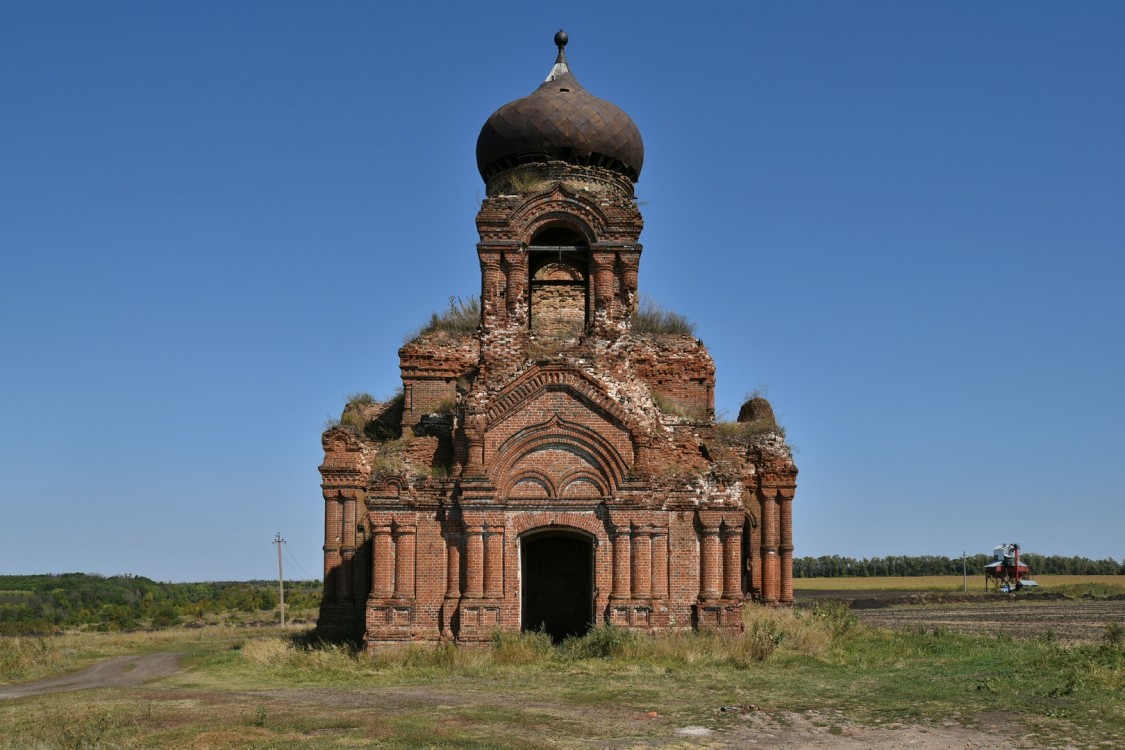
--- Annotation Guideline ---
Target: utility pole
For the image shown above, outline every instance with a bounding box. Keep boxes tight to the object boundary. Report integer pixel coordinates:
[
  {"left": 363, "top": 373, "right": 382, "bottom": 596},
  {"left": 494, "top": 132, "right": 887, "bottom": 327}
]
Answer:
[{"left": 274, "top": 532, "right": 286, "bottom": 627}]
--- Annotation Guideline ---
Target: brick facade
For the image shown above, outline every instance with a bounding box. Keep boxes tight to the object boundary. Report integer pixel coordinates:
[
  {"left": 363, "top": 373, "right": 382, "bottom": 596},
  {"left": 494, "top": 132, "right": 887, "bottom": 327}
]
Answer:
[{"left": 318, "top": 34, "right": 797, "bottom": 646}]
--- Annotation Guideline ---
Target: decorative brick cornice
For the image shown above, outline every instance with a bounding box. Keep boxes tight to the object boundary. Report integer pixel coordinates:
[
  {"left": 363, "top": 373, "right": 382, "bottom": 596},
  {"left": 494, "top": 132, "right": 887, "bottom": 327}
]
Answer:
[
  {"left": 485, "top": 363, "right": 634, "bottom": 429},
  {"left": 477, "top": 183, "right": 643, "bottom": 246}
]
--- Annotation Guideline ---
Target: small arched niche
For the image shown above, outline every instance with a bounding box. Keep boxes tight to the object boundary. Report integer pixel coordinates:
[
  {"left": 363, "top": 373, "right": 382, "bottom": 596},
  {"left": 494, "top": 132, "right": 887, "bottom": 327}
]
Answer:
[{"left": 528, "top": 224, "right": 588, "bottom": 340}]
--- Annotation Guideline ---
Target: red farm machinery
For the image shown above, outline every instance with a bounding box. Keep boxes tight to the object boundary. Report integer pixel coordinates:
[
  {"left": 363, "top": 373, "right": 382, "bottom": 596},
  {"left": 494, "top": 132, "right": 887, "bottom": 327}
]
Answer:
[{"left": 984, "top": 543, "right": 1038, "bottom": 592}]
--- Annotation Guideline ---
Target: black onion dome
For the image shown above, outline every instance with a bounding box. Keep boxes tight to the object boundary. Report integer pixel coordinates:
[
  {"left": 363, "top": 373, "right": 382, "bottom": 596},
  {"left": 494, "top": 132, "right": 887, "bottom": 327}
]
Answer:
[{"left": 476, "top": 31, "right": 644, "bottom": 183}]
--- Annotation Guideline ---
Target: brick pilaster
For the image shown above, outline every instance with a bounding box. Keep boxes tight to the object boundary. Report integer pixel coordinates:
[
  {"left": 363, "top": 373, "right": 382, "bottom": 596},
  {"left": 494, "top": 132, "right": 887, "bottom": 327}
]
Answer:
[
  {"left": 463, "top": 522, "right": 485, "bottom": 599},
  {"left": 445, "top": 532, "right": 462, "bottom": 599},
  {"left": 630, "top": 525, "right": 651, "bottom": 599},
  {"left": 392, "top": 523, "right": 416, "bottom": 599},
  {"left": 611, "top": 525, "right": 631, "bottom": 598},
  {"left": 721, "top": 522, "right": 742, "bottom": 600},
  {"left": 483, "top": 525, "right": 504, "bottom": 598},
  {"left": 371, "top": 522, "right": 394, "bottom": 598},
  {"left": 698, "top": 514, "right": 722, "bottom": 601},
  {"left": 779, "top": 493, "right": 794, "bottom": 604}
]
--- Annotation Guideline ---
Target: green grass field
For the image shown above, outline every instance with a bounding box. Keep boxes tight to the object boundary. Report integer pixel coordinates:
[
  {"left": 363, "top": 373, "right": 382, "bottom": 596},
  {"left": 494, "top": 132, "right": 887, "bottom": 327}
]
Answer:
[{"left": 2, "top": 599, "right": 1123, "bottom": 749}]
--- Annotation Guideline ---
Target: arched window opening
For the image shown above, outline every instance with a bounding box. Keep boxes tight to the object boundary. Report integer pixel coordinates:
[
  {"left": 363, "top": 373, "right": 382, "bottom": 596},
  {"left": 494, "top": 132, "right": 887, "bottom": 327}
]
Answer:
[{"left": 529, "top": 225, "right": 588, "bottom": 340}]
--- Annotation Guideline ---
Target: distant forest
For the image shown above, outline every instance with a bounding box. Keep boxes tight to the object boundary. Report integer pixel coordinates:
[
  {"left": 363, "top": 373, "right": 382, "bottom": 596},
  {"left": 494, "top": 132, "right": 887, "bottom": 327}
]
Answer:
[
  {"left": 0, "top": 573, "right": 320, "bottom": 634},
  {"left": 793, "top": 553, "right": 1124, "bottom": 578}
]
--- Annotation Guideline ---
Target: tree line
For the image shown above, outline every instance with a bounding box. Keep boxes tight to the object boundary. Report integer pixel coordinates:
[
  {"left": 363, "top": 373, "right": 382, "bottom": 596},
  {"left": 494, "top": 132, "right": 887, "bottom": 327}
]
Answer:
[
  {"left": 793, "top": 553, "right": 1124, "bottom": 578},
  {"left": 0, "top": 573, "right": 321, "bottom": 634}
]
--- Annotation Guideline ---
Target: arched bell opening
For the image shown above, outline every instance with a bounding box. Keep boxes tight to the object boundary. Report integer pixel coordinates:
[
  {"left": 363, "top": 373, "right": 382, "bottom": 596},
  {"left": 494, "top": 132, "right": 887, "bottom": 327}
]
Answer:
[
  {"left": 520, "top": 527, "right": 595, "bottom": 642},
  {"left": 528, "top": 224, "right": 589, "bottom": 340}
]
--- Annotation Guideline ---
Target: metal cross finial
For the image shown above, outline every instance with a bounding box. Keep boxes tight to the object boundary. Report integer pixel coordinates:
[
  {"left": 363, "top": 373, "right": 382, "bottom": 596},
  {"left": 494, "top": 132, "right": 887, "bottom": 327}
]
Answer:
[
  {"left": 545, "top": 29, "right": 571, "bottom": 81},
  {"left": 554, "top": 29, "right": 569, "bottom": 65}
]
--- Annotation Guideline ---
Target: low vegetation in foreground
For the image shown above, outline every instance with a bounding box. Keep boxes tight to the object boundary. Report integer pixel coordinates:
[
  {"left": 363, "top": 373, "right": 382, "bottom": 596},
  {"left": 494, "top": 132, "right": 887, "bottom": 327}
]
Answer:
[{"left": 2, "top": 600, "right": 1124, "bottom": 749}]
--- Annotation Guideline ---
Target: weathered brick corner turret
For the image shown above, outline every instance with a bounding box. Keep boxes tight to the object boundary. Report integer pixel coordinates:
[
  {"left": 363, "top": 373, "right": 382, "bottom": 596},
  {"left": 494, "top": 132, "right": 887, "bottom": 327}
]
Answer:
[{"left": 318, "top": 31, "right": 798, "bottom": 645}]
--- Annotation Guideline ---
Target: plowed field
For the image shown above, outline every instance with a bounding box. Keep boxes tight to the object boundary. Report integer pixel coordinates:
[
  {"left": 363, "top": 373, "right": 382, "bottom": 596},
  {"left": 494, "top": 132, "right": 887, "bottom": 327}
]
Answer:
[{"left": 798, "top": 590, "right": 1125, "bottom": 642}]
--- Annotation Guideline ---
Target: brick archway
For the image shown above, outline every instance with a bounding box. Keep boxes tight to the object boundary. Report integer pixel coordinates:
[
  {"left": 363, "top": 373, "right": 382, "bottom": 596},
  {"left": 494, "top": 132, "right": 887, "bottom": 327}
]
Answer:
[{"left": 520, "top": 527, "right": 595, "bottom": 642}]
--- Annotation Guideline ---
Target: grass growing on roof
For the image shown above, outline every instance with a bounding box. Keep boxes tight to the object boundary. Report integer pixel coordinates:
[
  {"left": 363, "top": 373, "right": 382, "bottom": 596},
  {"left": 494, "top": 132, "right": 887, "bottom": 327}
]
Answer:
[
  {"left": 629, "top": 296, "right": 696, "bottom": 336},
  {"left": 404, "top": 295, "right": 480, "bottom": 342}
]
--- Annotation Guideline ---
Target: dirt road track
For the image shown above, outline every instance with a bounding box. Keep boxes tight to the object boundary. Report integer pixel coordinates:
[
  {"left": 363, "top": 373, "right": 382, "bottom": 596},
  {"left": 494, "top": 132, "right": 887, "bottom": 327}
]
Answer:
[
  {"left": 0, "top": 655, "right": 1054, "bottom": 747},
  {"left": 0, "top": 653, "right": 183, "bottom": 700}
]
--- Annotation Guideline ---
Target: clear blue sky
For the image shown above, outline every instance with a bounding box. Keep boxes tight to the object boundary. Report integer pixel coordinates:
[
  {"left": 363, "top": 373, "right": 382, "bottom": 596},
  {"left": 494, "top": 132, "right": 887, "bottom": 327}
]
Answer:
[{"left": 2, "top": 2, "right": 1123, "bottom": 581}]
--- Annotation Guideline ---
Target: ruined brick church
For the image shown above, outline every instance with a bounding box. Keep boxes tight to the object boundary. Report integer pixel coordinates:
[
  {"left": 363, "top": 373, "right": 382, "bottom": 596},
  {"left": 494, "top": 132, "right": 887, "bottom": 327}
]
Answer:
[{"left": 319, "top": 32, "right": 797, "bottom": 646}]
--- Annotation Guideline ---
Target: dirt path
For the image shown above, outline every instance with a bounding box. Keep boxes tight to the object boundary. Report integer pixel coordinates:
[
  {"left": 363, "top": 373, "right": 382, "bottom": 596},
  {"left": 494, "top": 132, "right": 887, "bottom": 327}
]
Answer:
[
  {"left": 0, "top": 653, "right": 183, "bottom": 700},
  {"left": 0, "top": 655, "right": 1061, "bottom": 747},
  {"left": 243, "top": 686, "right": 1045, "bottom": 749}
]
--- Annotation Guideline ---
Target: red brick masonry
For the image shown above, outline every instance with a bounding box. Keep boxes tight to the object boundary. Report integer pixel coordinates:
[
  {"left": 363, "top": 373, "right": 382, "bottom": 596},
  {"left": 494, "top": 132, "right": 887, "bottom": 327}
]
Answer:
[{"left": 318, "top": 160, "right": 797, "bottom": 646}]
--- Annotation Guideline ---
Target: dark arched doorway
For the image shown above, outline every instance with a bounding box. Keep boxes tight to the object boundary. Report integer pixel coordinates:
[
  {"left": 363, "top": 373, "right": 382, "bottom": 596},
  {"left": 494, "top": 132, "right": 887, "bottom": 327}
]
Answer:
[{"left": 520, "top": 530, "right": 593, "bottom": 642}]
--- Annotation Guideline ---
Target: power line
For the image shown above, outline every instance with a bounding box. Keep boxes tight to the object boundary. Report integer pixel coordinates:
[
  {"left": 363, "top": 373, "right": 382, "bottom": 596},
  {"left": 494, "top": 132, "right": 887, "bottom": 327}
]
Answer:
[{"left": 283, "top": 547, "right": 311, "bottom": 579}]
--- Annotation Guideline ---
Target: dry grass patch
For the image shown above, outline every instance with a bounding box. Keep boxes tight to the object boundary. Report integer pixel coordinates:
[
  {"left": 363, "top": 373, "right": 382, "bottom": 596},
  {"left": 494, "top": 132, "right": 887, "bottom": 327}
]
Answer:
[{"left": 1, "top": 626, "right": 248, "bottom": 685}]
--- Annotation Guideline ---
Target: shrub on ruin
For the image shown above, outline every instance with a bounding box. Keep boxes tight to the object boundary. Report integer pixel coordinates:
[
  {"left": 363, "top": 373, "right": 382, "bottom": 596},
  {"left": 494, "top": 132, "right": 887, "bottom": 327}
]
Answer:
[
  {"left": 346, "top": 392, "right": 376, "bottom": 407},
  {"left": 715, "top": 419, "right": 786, "bottom": 444},
  {"left": 630, "top": 297, "right": 696, "bottom": 336},
  {"left": 405, "top": 296, "right": 480, "bottom": 342},
  {"left": 651, "top": 392, "right": 689, "bottom": 418}
]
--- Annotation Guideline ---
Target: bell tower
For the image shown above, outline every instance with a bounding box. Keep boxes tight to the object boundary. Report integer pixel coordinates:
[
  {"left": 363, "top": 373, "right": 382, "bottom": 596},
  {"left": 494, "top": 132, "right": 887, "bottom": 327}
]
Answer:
[{"left": 472, "top": 31, "right": 645, "bottom": 383}]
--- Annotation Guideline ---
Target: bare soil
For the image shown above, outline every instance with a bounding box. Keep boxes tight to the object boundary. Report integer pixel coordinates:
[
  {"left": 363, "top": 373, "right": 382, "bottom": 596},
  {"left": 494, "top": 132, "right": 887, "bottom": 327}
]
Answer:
[
  {"left": 238, "top": 684, "right": 1043, "bottom": 749},
  {"left": 797, "top": 590, "right": 1125, "bottom": 642}
]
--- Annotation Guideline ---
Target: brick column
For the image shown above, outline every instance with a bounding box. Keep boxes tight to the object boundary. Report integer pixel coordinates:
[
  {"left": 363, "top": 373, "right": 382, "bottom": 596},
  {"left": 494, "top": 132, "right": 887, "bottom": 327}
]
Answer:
[
  {"left": 761, "top": 492, "right": 780, "bottom": 604},
  {"left": 619, "top": 252, "right": 639, "bottom": 316},
  {"left": 480, "top": 255, "right": 503, "bottom": 323},
  {"left": 504, "top": 249, "right": 528, "bottom": 320},
  {"left": 779, "top": 493, "right": 794, "bottom": 604},
  {"left": 721, "top": 522, "right": 742, "bottom": 600},
  {"left": 650, "top": 528, "right": 669, "bottom": 600},
  {"left": 392, "top": 524, "right": 415, "bottom": 599},
  {"left": 749, "top": 519, "right": 762, "bottom": 596},
  {"left": 371, "top": 522, "right": 394, "bottom": 598},
  {"left": 611, "top": 525, "right": 631, "bottom": 598},
  {"left": 483, "top": 526, "right": 504, "bottom": 598},
  {"left": 463, "top": 522, "right": 485, "bottom": 598},
  {"left": 464, "top": 412, "right": 485, "bottom": 477},
  {"left": 324, "top": 494, "right": 341, "bottom": 549},
  {"left": 335, "top": 551, "right": 351, "bottom": 601},
  {"left": 699, "top": 516, "right": 722, "bottom": 600},
  {"left": 630, "top": 526, "right": 651, "bottom": 599},
  {"left": 445, "top": 532, "right": 462, "bottom": 599},
  {"left": 339, "top": 492, "right": 357, "bottom": 600},
  {"left": 323, "top": 494, "right": 342, "bottom": 602},
  {"left": 592, "top": 252, "right": 615, "bottom": 318}
]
